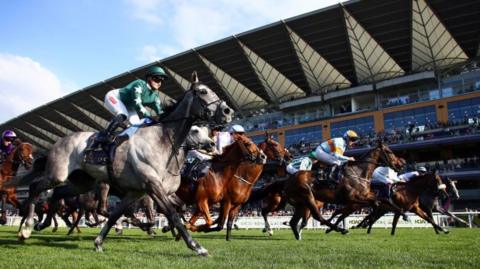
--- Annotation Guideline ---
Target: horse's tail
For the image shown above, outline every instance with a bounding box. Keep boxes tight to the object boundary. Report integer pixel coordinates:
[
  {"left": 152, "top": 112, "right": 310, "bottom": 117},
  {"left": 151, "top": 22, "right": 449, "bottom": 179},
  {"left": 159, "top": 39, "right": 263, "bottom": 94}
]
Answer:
[
  {"left": 3, "top": 156, "right": 47, "bottom": 188},
  {"left": 248, "top": 179, "right": 287, "bottom": 202}
]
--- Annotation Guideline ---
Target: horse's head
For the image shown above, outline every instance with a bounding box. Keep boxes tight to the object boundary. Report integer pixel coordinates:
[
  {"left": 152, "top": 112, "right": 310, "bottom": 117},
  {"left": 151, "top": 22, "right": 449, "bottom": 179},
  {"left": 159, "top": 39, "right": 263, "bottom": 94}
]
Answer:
[
  {"left": 443, "top": 177, "right": 460, "bottom": 200},
  {"left": 185, "top": 125, "right": 215, "bottom": 153},
  {"left": 412, "top": 172, "right": 447, "bottom": 196},
  {"left": 12, "top": 142, "right": 34, "bottom": 171},
  {"left": 233, "top": 135, "right": 266, "bottom": 164},
  {"left": 373, "top": 139, "right": 405, "bottom": 171},
  {"left": 258, "top": 134, "right": 288, "bottom": 164},
  {"left": 188, "top": 71, "right": 233, "bottom": 124}
]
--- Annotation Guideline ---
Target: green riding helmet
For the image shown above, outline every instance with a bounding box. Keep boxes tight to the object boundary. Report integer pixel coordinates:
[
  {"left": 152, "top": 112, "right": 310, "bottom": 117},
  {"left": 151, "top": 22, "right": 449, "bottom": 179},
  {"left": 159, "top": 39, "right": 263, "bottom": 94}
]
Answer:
[{"left": 145, "top": 66, "right": 169, "bottom": 80}]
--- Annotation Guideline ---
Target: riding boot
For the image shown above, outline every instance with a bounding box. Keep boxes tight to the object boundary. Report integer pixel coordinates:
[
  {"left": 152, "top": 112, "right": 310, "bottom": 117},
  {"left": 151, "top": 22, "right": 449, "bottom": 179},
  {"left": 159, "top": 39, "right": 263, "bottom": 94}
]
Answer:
[
  {"left": 328, "top": 164, "right": 338, "bottom": 181},
  {"left": 96, "top": 114, "right": 128, "bottom": 144}
]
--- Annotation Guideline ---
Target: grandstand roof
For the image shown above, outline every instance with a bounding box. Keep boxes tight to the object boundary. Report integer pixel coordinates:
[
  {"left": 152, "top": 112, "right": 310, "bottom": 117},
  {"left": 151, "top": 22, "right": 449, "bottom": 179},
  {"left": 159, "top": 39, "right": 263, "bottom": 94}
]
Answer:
[{"left": 1, "top": 0, "right": 480, "bottom": 150}]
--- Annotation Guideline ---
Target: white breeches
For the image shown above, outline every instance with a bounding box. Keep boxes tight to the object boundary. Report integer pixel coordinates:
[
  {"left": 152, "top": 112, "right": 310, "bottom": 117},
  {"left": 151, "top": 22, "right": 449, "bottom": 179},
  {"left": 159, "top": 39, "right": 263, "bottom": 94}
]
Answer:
[
  {"left": 104, "top": 89, "right": 142, "bottom": 125},
  {"left": 315, "top": 147, "right": 342, "bottom": 166}
]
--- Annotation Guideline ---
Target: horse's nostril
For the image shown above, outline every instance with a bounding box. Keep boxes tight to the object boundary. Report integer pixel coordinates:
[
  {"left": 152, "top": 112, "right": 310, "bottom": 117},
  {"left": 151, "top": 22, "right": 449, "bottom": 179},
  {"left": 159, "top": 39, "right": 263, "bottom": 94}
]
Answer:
[
  {"left": 209, "top": 142, "right": 215, "bottom": 147},
  {"left": 223, "top": 108, "right": 231, "bottom": 115}
]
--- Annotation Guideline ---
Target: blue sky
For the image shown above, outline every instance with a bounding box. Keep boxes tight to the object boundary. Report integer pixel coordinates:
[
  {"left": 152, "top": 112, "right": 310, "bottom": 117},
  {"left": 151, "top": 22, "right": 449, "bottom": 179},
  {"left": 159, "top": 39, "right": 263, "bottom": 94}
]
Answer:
[{"left": 0, "top": 0, "right": 340, "bottom": 123}]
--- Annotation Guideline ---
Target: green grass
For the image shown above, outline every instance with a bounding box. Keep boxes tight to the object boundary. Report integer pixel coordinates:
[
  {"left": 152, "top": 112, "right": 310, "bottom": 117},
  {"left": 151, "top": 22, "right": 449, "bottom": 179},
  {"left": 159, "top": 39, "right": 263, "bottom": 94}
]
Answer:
[{"left": 0, "top": 226, "right": 478, "bottom": 269}]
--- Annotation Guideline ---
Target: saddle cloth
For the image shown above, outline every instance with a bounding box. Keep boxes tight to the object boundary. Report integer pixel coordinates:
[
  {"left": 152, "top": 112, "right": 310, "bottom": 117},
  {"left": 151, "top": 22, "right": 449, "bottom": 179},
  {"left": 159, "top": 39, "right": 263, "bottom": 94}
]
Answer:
[{"left": 83, "top": 124, "right": 145, "bottom": 166}]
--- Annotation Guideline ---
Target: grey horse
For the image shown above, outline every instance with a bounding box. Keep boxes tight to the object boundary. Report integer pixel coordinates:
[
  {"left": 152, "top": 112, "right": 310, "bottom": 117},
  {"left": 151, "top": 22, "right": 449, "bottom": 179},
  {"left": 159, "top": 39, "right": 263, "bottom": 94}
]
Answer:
[{"left": 14, "top": 72, "right": 233, "bottom": 256}]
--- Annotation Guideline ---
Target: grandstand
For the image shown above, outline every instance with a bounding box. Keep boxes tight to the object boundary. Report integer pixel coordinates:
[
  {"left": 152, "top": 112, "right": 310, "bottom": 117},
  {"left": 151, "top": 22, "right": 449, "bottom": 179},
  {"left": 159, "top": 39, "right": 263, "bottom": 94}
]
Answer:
[{"left": 1, "top": 0, "right": 479, "bottom": 208}]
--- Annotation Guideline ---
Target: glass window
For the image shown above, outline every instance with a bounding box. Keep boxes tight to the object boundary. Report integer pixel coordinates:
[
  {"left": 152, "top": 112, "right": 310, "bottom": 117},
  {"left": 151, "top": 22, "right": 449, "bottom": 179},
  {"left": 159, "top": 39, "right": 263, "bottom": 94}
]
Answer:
[
  {"left": 330, "top": 116, "right": 374, "bottom": 138},
  {"left": 285, "top": 125, "right": 322, "bottom": 146},
  {"left": 383, "top": 106, "right": 436, "bottom": 132},
  {"left": 447, "top": 97, "right": 480, "bottom": 124}
]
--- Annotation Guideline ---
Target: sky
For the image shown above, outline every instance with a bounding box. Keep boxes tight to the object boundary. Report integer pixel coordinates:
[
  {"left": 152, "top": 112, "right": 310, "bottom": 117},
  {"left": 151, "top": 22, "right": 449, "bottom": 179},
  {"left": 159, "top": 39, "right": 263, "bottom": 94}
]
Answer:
[{"left": 0, "top": 0, "right": 342, "bottom": 123}]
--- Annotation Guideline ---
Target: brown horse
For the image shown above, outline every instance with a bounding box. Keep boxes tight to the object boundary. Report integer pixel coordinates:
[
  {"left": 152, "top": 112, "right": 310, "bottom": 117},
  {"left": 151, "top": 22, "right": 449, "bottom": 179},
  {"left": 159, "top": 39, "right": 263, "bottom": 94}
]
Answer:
[
  {"left": 250, "top": 140, "right": 405, "bottom": 239},
  {"left": 176, "top": 135, "right": 266, "bottom": 240},
  {"left": 0, "top": 142, "right": 34, "bottom": 224},
  {"left": 258, "top": 133, "right": 292, "bottom": 180},
  {"left": 361, "top": 172, "right": 450, "bottom": 235}
]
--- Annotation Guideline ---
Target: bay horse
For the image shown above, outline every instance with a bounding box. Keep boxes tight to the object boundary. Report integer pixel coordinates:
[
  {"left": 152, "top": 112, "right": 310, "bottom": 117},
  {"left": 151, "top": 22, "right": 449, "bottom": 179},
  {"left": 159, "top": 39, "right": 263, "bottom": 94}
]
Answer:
[
  {"left": 360, "top": 172, "right": 450, "bottom": 235},
  {"left": 8, "top": 71, "right": 233, "bottom": 256},
  {"left": 250, "top": 139, "right": 405, "bottom": 239},
  {"left": 0, "top": 141, "right": 34, "bottom": 224},
  {"left": 176, "top": 135, "right": 266, "bottom": 240},
  {"left": 257, "top": 133, "right": 292, "bottom": 181}
]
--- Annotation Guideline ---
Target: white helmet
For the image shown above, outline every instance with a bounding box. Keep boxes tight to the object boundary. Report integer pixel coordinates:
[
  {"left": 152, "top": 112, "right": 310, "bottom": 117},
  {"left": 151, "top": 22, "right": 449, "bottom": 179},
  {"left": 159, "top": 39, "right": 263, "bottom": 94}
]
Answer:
[
  {"left": 417, "top": 167, "right": 427, "bottom": 173},
  {"left": 229, "top": 124, "right": 245, "bottom": 133}
]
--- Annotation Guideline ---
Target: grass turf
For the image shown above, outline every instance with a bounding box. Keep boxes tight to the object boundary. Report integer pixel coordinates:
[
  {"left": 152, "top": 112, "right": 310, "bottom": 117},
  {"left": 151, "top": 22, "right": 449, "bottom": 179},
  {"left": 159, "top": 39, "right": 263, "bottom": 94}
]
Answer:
[{"left": 0, "top": 226, "right": 478, "bottom": 269}]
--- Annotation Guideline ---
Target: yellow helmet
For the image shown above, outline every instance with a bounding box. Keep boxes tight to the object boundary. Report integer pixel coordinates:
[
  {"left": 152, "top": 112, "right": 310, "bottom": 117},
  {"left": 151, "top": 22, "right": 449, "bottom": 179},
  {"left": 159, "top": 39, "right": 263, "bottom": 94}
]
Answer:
[{"left": 343, "top": 130, "right": 359, "bottom": 141}]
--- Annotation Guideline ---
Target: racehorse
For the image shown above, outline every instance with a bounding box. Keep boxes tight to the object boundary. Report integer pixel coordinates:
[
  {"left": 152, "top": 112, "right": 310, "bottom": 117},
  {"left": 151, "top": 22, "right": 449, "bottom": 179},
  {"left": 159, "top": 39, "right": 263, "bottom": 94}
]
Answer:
[
  {"left": 0, "top": 142, "right": 34, "bottom": 224},
  {"left": 250, "top": 139, "right": 405, "bottom": 239},
  {"left": 355, "top": 176, "right": 472, "bottom": 231},
  {"left": 358, "top": 172, "right": 450, "bottom": 235},
  {"left": 175, "top": 135, "right": 266, "bottom": 240},
  {"left": 258, "top": 133, "right": 292, "bottom": 180},
  {"left": 9, "top": 72, "right": 233, "bottom": 256}
]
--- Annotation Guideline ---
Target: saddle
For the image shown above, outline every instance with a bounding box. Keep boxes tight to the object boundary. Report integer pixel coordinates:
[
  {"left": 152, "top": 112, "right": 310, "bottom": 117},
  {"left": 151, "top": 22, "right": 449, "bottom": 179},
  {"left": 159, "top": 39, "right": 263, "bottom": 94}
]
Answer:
[
  {"left": 181, "top": 159, "right": 211, "bottom": 182},
  {"left": 84, "top": 122, "right": 153, "bottom": 166},
  {"left": 83, "top": 133, "right": 126, "bottom": 166}
]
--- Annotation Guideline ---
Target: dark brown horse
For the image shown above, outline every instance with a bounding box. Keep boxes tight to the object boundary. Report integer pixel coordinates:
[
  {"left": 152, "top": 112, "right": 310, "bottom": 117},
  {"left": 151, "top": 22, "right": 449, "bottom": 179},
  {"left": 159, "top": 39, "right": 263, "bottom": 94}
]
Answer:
[
  {"left": 0, "top": 142, "right": 34, "bottom": 224},
  {"left": 360, "top": 172, "right": 450, "bottom": 235},
  {"left": 258, "top": 133, "right": 292, "bottom": 180},
  {"left": 176, "top": 135, "right": 266, "bottom": 240},
  {"left": 250, "top": 140, "right": 405, "bottom": 239}
]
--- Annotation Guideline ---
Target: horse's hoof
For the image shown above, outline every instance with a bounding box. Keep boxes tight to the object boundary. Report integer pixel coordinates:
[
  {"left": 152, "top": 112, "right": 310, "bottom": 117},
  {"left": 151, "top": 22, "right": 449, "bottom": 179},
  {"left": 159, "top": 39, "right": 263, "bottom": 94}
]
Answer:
[
  {"left": 19, "top": 229, "right": 31, "bottom": 240},
  {"left": 341, "top": 229, "right": 349, "bottom": 235},
  {"left": 52, "top": 228, "right": 58, "bottom": 233},
  {"left": 95, "top": 246, "right": 103, "bottom": 253},
  {"left": 196, "top": 247, "right": 209, "bottom": 257},
  {"left": 161, "top": 226, "right": 170, "bottom": 233},
  {"left": 268, "top": 230, "right": 273, "bottom": 236},
  {"left": 115, "top": 228, "right": 123, "bottom": 236},
  {"left": 444, "top": 230, "right": 450, "bottom": 234},
  {"left": 325, "top": 228, "right": 332, "bottom": 234}
]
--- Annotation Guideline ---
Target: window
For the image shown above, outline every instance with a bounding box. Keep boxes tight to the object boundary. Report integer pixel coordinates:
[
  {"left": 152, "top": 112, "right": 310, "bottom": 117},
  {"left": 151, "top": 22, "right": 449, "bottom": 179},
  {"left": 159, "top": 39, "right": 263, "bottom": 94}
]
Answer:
[
  {"left": 285, "top": 125, "right": 322, "bottom": 146},
  {"left": 447, "top": 97, "right": 480, "bottom": 124},
  {"left": 384, "top": 106, "right": 436, "bottom": 132},
  {"left": 330, "top": 116, "right": 374, "bottom": 137}
]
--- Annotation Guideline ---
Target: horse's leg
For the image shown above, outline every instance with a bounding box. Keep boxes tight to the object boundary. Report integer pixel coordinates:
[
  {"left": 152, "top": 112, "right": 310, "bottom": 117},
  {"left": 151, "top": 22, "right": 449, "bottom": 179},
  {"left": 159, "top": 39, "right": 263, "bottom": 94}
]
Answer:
[
  {"left": 325, "top": 205, "right": 360, "bottom": 234},
  {"left": 190, "top": 198, "right": 215, "bottom": 232},
  {"left": 68, "top": 208, "right": 84, "bottom": 235},
  {"left": 143, "top": 196, "right": 156, "bottom": 236},
  {"left": 366, "top": 209, "right": 385, "bottom": 234},
  {"left": 226, "top": 204, "right": 241, "bottom": 241},
  {"left": 440, "top": 209, "right": 472, "bottom": 227},
  {"left": 149, "top": 184, "right": 208, "bottom": 256},
  {"left": 411, "top": 206, "right": 448, "bottom": 234},
  {"left": 97, "top": 182, "right": 110, "bottom": 217},
  {"left": 289, "top": 206, "right": 304, "bottom": 240},
  {"left": 20, "top": 177, "right": 53, "bottom": 240},
  {"left": 262, "top": 196, "right": 282, "bottom": 236},
  {"left": 52, "top": 215, "right": 58, "bottom": 233},
  {"left": 425, "top": 208, "right": 439, "bottom": 234},
  {"left": 302, "top": 187, "right": 347, "bottom": 234},
  {"left": 94, "top": 193, "right": 141, "bottom": 252},
  {"left": 203, "top": 202, "right": 231, "bottom": 233},
  {"left": 391, "top": 213, "right": 400, "bottom": 236},
  {"left": 0, "top": 193, "right": 7, "bottom": 225}
]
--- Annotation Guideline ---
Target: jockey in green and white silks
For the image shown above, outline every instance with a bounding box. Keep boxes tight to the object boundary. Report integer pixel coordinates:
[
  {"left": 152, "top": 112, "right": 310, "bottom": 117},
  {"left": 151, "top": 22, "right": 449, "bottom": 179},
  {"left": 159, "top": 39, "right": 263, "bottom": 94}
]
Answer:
[
  {"left": 286, "top": 151, "right": 317, "bottom": 175},
  {"left": 99, "top": 65, "right": 169, "bottom": 142}
]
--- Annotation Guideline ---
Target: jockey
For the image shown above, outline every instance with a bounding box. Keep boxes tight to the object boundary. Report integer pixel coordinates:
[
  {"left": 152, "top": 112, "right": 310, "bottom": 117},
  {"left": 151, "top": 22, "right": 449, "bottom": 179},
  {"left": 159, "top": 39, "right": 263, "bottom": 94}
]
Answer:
[
  {"left": 372, "top": 166, "right": 428, "bottom": 199},
  {"left": 286, "top": 151, "right": 317, "bottom": 175},
  {"left": 97, "top": 65, "right": 169, "bottom": 143},
  {"left": 0, "top": 130, "right": 17, "bottom": 162},
  {"left": 212, "top": 124, "right": 245, "bottom": 155},
  {"left": 312, "top": 130, "right": 359, "bottom": 180},
  {"left": 398, "top": 166, "right": 428, "bottom": 181}
]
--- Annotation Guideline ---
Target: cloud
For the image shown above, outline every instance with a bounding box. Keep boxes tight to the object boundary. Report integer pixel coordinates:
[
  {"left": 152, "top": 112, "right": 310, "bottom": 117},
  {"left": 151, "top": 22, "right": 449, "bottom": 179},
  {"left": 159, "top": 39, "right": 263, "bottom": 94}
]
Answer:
[
  {"left": 0, "top": 53, "right": 67, "bottom": 123},
  {"left": 125, "top": 0, "right": 167, "bottom": 26},
  {"left": 129, "top": 0, "right": 341, "bottom": 61}
]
